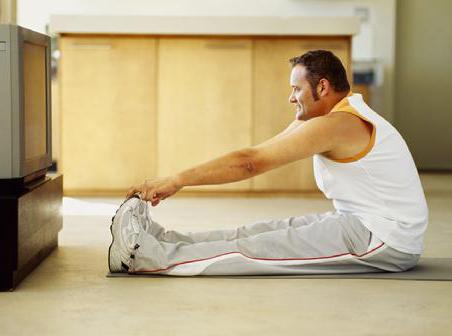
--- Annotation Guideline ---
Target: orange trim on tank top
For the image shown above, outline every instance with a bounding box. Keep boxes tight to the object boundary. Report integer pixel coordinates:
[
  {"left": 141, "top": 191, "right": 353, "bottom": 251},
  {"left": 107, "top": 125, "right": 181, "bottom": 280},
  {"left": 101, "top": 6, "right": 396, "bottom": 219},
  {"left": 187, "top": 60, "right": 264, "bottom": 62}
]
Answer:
[{"left": 327, "top": 92, "right": 376, "bottom": 163}]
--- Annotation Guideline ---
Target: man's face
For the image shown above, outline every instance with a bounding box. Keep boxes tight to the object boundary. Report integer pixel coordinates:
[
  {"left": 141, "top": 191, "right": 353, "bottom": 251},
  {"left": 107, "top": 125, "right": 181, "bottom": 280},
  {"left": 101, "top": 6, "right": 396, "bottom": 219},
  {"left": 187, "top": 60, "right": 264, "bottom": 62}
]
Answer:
[{"left": 288, "top": 65, "right": 320, "bottom": 121}]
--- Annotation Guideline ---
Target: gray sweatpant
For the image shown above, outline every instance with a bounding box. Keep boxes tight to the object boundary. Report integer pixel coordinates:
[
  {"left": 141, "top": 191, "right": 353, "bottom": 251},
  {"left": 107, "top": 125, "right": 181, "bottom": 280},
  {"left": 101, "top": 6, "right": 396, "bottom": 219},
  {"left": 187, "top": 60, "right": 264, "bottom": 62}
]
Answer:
[{"left": 128, "top": 209, "right": 420, "bottom": 276}]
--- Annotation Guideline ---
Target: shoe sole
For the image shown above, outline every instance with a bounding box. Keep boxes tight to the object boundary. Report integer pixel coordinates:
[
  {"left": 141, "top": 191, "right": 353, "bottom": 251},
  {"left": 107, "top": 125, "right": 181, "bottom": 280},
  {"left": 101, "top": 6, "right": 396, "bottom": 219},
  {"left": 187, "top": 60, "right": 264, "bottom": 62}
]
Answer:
[{"left": 108, "top": 195, "right": 141, "bottom": 273}]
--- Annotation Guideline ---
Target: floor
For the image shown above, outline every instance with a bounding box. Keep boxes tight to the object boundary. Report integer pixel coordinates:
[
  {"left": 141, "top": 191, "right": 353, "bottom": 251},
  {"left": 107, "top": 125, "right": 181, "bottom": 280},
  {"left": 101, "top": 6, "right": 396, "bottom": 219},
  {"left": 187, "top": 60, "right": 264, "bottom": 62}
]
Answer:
[{"left": 0, "top": 174, "right": 451, "bottom": 335}]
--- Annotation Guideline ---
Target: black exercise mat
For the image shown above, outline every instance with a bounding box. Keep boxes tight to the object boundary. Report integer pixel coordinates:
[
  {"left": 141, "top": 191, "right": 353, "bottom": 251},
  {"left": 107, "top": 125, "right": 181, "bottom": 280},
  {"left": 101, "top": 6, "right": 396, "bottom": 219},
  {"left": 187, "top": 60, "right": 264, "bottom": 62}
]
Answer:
[{"left": 106, "top": 257, "right": 452, "bottom": 281}]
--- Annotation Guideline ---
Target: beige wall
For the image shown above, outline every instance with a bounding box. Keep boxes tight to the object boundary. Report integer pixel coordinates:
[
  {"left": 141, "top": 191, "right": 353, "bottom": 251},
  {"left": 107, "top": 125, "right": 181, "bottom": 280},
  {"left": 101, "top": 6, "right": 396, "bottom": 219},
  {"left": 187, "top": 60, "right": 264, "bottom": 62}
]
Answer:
[{"left": 395, "top": 0, "right": 452, "bottom": 169}]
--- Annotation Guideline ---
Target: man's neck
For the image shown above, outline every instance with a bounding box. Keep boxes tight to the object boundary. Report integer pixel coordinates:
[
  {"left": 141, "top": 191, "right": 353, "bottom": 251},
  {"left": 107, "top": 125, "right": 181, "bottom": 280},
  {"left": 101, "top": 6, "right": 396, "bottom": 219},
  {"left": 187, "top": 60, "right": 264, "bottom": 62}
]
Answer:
[{"left": 324, "top": 91, "right": 350, "bottom": 114}]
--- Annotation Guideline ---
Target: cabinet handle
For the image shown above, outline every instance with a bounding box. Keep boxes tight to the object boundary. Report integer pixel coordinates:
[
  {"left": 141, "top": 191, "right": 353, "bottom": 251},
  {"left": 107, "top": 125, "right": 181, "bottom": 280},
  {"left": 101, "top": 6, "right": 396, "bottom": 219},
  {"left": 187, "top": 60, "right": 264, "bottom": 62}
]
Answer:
[
  {"left": 70, "top": 43, "right": 112, "bottom": 50},
  {"left": 204, "top": 42, "right": 249, "bottom": 50},
  {"left": 300, "top": 44, "right": 344, "bottom": 51}
]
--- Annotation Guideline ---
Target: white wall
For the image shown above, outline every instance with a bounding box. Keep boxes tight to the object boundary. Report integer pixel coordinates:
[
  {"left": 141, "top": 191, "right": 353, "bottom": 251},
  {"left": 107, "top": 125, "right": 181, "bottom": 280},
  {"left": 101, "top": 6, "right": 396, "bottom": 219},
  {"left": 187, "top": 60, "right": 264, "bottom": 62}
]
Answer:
[{"left": 17, "top": 0, "right": 396, "bottom": 120}]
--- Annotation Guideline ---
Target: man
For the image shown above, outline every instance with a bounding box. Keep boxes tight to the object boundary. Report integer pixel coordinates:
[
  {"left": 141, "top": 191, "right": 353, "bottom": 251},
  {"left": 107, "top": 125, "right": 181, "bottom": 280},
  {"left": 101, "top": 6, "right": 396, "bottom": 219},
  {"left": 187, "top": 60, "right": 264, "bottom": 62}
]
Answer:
[{"left": 108, "top": 50, "right": 428, "bottom": 275}]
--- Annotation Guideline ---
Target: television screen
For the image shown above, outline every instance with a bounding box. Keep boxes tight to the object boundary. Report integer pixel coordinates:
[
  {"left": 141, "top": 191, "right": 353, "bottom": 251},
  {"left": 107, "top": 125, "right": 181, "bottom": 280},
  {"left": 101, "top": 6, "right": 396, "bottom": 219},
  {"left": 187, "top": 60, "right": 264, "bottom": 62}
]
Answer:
[{"left": 23, "top": 41, "right": 47, "bottom": 161}]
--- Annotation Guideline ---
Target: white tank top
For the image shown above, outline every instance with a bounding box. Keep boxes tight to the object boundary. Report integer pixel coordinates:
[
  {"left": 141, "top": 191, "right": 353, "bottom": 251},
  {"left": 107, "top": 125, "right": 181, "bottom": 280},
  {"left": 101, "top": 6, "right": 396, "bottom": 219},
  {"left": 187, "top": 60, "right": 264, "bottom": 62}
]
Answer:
[{"left": 313, "top": 93, "right": 428, "bottom": 254}]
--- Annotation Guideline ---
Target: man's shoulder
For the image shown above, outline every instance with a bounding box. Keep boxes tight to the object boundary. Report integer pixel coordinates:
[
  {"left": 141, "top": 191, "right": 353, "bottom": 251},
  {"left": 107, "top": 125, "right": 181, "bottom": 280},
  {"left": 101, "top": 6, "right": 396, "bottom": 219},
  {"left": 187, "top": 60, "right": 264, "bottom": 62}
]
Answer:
[
  {"left": 324, "top": 111, "right": 373, "bottom": 137},
  {"left": 318, "top": 111, "right": 374, "bottom": 159},
  {"left": 301, "top": 113, "right": 357, "bottom": 137}
]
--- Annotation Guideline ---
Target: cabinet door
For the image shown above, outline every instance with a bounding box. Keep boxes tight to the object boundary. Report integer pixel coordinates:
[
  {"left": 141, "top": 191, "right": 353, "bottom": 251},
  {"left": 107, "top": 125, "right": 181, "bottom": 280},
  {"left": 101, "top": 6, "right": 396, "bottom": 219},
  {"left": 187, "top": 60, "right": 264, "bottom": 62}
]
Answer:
[
  {"left": 157, "top": 38, "right": 253, "bottom": 191},
  {"left": 60, "top": 36, "right": 157, "bottom": 193},
  {"left": 251, "top": 37, "right": 350, "bottom": 191}
]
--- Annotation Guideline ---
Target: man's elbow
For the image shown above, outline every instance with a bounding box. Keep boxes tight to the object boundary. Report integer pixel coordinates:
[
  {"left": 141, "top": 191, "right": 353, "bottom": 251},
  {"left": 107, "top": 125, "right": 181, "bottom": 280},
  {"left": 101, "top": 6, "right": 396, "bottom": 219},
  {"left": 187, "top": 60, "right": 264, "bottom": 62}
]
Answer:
[{"left": 234, "top": 148, "right": 266, "bottom": 176}]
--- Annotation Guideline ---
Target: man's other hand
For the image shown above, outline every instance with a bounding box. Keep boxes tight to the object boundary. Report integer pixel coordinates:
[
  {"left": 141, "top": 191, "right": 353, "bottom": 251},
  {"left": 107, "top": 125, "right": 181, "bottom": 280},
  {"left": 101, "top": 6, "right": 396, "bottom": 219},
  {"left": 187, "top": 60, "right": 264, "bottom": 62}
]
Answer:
[{"left": 126, "top": 176, "right": 182, "bottom": 206}]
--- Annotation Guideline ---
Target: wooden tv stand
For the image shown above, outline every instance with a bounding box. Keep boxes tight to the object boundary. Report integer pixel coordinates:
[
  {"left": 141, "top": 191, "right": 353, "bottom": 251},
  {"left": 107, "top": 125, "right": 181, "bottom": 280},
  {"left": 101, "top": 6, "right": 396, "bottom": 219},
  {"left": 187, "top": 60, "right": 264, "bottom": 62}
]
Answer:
[{"left": 0, "top": 174, "right": 63, "bottom": 291}]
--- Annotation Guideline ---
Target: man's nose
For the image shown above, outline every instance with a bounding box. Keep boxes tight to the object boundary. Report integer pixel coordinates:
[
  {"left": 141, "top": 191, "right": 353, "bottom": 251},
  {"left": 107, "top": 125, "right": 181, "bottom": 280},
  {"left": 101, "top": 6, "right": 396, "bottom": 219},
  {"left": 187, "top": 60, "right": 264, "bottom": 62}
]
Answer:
[{"left": 288, "top": 93, "right": 296, "bottom": 104}]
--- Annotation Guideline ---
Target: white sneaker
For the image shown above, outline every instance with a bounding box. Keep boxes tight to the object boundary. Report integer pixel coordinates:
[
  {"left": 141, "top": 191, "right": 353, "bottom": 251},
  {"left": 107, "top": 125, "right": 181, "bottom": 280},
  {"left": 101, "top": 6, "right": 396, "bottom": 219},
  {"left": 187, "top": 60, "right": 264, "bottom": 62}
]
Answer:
[
  {"left": 134, "top": 197, "right": 165, "bottom": 238},
  {"left": 108, "top": 196, "right": 143, "bottom": 273},
  {"left": 134, "top": 198, "right": 153, "bottom": 233}
]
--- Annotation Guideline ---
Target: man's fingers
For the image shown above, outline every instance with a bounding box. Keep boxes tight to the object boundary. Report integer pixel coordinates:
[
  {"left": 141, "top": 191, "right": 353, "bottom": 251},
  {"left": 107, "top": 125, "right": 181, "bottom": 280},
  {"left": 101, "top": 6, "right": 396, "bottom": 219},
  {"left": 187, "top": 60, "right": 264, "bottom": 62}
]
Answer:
[
  {"left": 142, "top": 190, "right": 156, "bottom": 201},
  {"left": 141, "top": 190, "right": 149, "bottom": 201},
  {"left": 126, "top": 185, "right": 141, "bottom": 198},
  {"left": 126, "top": 188, "right": 134, "bottom": 198}
]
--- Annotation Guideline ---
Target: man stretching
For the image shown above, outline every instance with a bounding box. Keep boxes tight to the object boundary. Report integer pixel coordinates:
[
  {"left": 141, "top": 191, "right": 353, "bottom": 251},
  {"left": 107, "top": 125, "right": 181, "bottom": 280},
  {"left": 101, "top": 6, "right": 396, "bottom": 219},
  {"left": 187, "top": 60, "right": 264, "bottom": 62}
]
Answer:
[{"left": 108, "top": 50, "right": 428, "bottom": 276}]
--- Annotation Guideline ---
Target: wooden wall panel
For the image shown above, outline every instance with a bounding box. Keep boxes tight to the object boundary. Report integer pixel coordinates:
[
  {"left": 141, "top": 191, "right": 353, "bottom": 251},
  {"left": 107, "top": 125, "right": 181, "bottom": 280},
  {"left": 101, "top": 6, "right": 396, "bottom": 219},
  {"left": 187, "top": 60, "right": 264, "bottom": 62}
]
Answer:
[
  {"left": 157, "top": 37, "right": 253, "bottom": 191},
  {"left": 58, "top": 35, "right": 350, "bottom": 194},
  {"left": 60, "top": 36, "right": 157, "bottom": 193}
]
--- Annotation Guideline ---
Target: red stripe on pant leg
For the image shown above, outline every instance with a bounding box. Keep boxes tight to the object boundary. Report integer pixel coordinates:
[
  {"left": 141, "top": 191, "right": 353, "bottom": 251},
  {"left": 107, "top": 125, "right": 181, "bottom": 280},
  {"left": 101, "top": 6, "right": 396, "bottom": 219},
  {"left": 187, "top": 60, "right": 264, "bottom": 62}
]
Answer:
[{"left": 130, "top": 243, "right": 386, "bottom": 274}]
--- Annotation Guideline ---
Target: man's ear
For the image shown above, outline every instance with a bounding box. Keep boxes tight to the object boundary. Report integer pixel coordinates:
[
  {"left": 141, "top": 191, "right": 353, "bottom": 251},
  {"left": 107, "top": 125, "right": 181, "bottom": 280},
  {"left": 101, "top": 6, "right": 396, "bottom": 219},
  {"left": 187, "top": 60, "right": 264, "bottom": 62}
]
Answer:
[{"left": 317, "top": 78, "right": 330, "bottom": 97}]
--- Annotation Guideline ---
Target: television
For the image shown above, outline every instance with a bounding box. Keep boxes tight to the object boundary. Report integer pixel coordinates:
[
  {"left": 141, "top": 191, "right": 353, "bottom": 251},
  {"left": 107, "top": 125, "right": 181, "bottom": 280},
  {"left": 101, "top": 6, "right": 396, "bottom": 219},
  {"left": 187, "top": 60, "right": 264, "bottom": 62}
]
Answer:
[{"left": 0, "top": 24, "right": 52, "bottom": 184}]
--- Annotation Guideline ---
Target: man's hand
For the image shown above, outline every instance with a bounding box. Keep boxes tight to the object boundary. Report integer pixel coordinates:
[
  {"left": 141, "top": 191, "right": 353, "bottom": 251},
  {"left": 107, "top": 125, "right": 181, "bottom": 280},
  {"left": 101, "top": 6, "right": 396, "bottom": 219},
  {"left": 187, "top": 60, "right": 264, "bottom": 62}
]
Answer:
[{"left": 126, "top": 176, "right": 182, "bottom": 206}]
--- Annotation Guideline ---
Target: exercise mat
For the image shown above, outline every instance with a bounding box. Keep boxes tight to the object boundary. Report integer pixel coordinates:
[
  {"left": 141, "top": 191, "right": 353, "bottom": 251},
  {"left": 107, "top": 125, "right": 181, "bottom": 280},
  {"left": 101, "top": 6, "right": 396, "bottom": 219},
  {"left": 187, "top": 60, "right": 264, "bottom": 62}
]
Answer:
[{"left": 107, "top": 257, "right": 452, "bottom": 281}]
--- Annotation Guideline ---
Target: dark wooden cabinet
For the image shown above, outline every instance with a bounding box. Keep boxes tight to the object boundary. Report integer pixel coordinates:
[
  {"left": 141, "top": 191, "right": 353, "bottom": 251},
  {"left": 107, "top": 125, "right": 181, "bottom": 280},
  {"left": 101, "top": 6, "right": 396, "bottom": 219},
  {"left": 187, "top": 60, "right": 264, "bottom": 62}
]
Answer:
[{"left": 0, "top": 174, "right": 63, "bottom": 291}]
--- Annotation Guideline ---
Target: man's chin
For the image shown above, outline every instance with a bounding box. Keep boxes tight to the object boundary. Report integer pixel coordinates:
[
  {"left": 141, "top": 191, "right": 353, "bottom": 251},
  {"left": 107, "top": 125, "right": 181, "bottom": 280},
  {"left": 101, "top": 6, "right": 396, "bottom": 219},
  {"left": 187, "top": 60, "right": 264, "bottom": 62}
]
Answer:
[{"left": 295, "top": 110, "right": 304, "bottom": 120}]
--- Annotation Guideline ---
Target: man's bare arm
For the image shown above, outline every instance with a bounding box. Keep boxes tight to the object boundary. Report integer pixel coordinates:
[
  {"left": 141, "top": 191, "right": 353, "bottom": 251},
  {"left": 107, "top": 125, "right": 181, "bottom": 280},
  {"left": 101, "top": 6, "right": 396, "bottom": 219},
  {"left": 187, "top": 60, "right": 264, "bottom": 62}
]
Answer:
[
  {"left": 175, "top": 116, "right": 337, "bottom": 187},
  {"left": 174, "top": 119, "right": 306, "bottom": 187},
  {"left": 258, "top": 119, "right": 305, "bottom": 147},
  {"left": 127, "top": 115, "right": 344, "bottom": 203}
]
